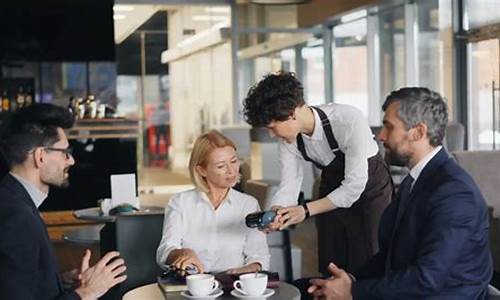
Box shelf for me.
[68,118,139,140]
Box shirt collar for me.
[302,107,323,141]
[409,145,442,183]
[198,188,234,206]
[10,172,47,208]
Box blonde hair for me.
[189,130,237,193]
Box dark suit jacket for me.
[353,148,492,299]
[0,174,80,300]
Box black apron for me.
[297,106,393,275]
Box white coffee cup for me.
[233,273,268,296]
[186,274,220,296]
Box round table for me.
[123,282,301,300]
[73,206,164,222]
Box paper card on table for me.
[110,174,139,208]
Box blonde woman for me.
[156,130,269,274]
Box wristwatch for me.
[301,203,310,219]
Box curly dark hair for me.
[243,71,305,127]
[0,103,74,168]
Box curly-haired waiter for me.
[243,71,393,275]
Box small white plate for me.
[230,288,275,298]
[180,288,223,298]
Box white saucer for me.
[180,288,223,298]
[230,288,275,298]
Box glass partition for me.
[302,39,325,105]
[379,6,406,99]
[416,0,453,101]
[464,0,500,30]
[333,19,368,116]
[467,38,500,150]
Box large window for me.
[238,36,325,106]
[467,39,500,150]
[416,0,453,101]
[332,19,368,116]
[302,39,325,105]
[379,6,406,99]
[464,0,500,30]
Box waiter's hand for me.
[277,205,306,230]
[260,206,284,233]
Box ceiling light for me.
[113,14,126,20]
[192,15,229,22]
[340,10,367,23]
[205,7,230,14]
[113,5,135,12]
[250,0,309,4]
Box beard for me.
[60,177,70,188]
[43,168,71,189]
[59,168,71,188]
[384,146,410,167]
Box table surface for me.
[62,224,104,246]
[122,282,301,300]
[73,205,164,222]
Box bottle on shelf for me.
[76,98,85,119]
[1,90,7,112]
[16,86,25,109]
[84,95,97,119]
[67,96,75,116]
[25,87,33,106]
[2,90,10,112]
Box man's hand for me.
[277,205,307,230]
[168,248,205,275]
[307,263,353,300]
[75,250,127,300]
[61,268,80,289]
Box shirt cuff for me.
[327,188,357,208]
[246,256,270,271]
[157,246,177,269]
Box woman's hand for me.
[168,248,205,274]
[226,263,261,275]
[259,206,284,233]
[277,205,307,230]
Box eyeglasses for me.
[44,147,73,159]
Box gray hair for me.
[382,87,448,147]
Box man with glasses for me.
[0,103,127,299]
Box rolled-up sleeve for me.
[268,142,304,209]
[327,109,371,208]
[243,200,270,270]
[156,194,183,269]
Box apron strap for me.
[297,135,325,169]
[296,106,342,169]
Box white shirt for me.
[409,146,443,190]
[156,188,270,273]
[271,103,379,208]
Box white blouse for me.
[156,188,270,273]
[271,103,380,209]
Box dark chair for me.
[100,213,164,299]
[453,150,500,290]
[444,122,465,153]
